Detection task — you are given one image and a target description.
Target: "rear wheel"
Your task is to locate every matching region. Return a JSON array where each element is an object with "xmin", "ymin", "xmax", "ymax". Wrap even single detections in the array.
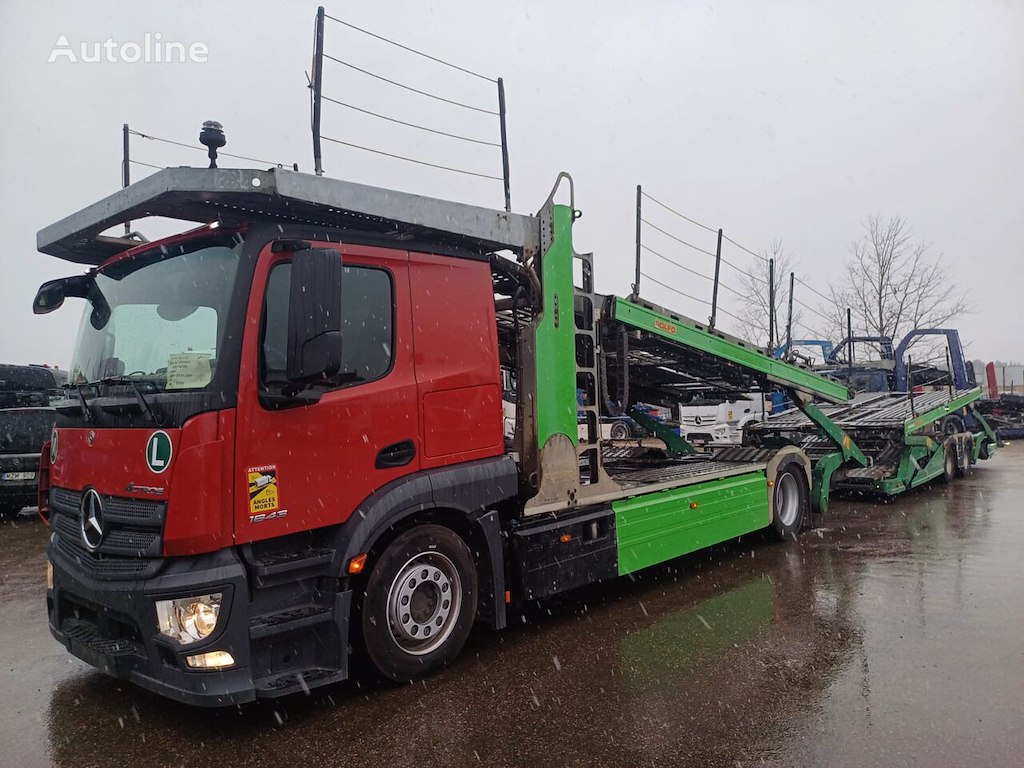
[
  {"xmin": 955, "ymin": 437, "xmax": 974, "ymax": 476},
  {"xmin": 360, "ymin": 524, "xmax": 477, "ymax": 682},
  {"xmin": 939, "ymin": 414, "xmax": 965, "ymax": 437},
  {"xmin": 771, "ymin": 465, "xmax": 808, "ymax": 540},
  {"xmin": 978, "ymin": 438, "xmax": 994, "ymax": 461},
  {"xmin": 942, "ymin": 445, "xmax": 957, "ymax": 482}
]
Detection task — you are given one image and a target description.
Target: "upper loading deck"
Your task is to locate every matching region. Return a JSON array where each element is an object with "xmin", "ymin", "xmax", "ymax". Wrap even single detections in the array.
[{"xmin": 37, "ymin": 166, "xmax": 848, "ymax": 408}]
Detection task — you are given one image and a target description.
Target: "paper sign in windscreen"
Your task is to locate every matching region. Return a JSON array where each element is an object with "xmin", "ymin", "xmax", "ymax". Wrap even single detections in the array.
[{"xmin": 166, "ymin": 352, "xmax": 212, "ymax": 390}]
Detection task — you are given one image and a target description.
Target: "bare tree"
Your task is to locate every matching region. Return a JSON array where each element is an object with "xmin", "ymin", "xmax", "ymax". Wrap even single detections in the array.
[
  {"xmin": 826, "ymin": 216, "xmax": 972, "ymax": 360},
  {"xmin": 736, "ymin": 240, "xmax": 804, "ymax": 351}
]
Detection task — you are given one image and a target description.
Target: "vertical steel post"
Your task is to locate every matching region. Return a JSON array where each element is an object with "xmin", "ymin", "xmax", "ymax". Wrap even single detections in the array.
[
  {"xmin": 122, "ymin": 123, "xmax": 131, "ymax": 235},
  {"xmin": 847, "ymin": 307, "xmax": 853, "ymax": 376},
  {"xmin": 768, "ymin": 258, "xmax": 775, "ymax": 352},
  {"xmin": 785, "ymin": 272, "xmax": 795, "ymax": 361},
  {"xmin": 710, "ymin": 228, "xmax": 723, "ymax": 329},
  {"xmin": 312, "ymin": 6, "xmax": 325, "ymax": 177},
  {"xmin": 945, "ymin": 346, "xmax": 955, "ymax": 401},
  {"xmin": 498, "ymin": 77, "xmax": 511, "ymax": 212},
  {"xmin": 908, "ymin": 356, "xmax": 916, "ymax": 416},
  {"xmin": 633, "ymin": 185, "xmax": 642, "ymax": 299}
]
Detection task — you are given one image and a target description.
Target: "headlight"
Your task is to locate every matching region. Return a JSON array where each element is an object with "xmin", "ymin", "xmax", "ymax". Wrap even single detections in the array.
[{"xmin": 155, "ymin": 593, "xmax": 222, "ymax": 644}]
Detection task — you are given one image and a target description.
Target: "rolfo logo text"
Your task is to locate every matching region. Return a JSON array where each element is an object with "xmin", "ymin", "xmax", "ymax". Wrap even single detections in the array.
[{"xmin": 48, "ymin": 33, "xmax": 209, "ymax": 64}]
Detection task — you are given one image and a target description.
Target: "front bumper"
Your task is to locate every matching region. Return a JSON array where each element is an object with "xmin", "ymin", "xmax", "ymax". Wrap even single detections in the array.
[{"xmin": 47, "ymin": 539, "xmax": 256, "ymax": 707}]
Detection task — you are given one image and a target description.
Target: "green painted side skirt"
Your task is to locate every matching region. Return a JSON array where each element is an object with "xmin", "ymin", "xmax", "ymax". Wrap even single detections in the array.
[
  {"xmin": 614, "ymin": 471, "xmax": 770, "ymax": 576},
  {"xmin": 612, "ymin": 298, "xmax": 849, "ymax": 404}
]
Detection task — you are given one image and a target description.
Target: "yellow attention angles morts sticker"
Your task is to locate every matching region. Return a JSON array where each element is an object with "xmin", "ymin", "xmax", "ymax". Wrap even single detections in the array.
[{"xmin": 247, "ymin": 465, "xmax": 280, "ymax": 515}]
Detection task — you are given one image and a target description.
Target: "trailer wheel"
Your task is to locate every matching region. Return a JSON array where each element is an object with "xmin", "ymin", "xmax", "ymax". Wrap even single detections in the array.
[
  {"xmin": 939, "ymin": 414, "xmax": 965, "ymax": 437},
  {"xmin": 955, "ymin": 437, "xmax": 974, "ymax": 476},
  {"xmin": 771, "ymin": 465, "xmax": 808, "ymax": 540},
  {"xmin": 942, "ymin": 445, "xmax": 957, "ymax": 482},
  {"xmin": 979, "ymin": 438, "xmax": 994, "ymax": 461},
  {"xmin": 360, "ymin": 524, "xmax": 477, "ymax": 682}
]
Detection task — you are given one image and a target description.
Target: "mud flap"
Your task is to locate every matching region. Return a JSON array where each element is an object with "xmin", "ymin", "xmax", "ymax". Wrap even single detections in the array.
[{"xmin": 811, "ymin": 452, "xmax": 844, "ymax": 515}]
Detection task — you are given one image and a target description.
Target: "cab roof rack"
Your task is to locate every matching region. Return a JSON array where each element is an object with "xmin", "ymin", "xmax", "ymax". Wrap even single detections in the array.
[{"xmin": 37, "ymin": 167, "xmax": 540, "ymax": 265}]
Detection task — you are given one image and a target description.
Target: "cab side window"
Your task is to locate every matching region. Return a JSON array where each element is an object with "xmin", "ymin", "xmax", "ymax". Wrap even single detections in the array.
[{"xmin": 261, "ymin": 262, "xmax": 394, "ymax": 392}]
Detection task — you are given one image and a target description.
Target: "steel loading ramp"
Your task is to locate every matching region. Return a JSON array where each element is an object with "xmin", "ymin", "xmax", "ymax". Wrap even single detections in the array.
[
  {"xmin": 604, "ymin": 297, "xmax": 850, "ymax": 406},
  {"xmin": 750, "ymin": 388, "xmax": 981, "ymax": 435}
]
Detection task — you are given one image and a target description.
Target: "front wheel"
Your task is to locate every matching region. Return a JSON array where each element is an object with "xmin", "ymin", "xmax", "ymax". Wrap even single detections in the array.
[
  {"xmin": 360, "ymin": 524, "xmax": 477, "ymax": 682},
  {"xmin": 770, "ymin": 465, "xmax": 809, "ymax": 540},
  {"xmin": 609, "ymin": 421, "xmax": 632, "ymax": 440}
]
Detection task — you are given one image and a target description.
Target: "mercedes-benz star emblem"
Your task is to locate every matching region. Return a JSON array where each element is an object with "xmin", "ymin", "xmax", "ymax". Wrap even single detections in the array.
[
  {"xmin": 694, "ymin": 415, "xmax": 703, "ymax": 425},
  {"xmin": 80, "ymin": 489, "xmax": 104, "ymax": 552}
]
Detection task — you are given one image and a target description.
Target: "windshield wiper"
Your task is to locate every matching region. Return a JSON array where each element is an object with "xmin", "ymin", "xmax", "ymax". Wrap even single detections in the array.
[
  {"xmin": 58, "ymin": 382, "xmax": 95, "ymax": 424},
  {"xmin": 100, "ymin": 375, "xmax": 160, "ymax": 424}
]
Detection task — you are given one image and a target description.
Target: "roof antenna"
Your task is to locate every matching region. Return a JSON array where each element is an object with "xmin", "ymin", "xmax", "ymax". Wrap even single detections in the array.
[{"xmin": 199, "ymin": 120, "xmax": 226, "ymax": 168}]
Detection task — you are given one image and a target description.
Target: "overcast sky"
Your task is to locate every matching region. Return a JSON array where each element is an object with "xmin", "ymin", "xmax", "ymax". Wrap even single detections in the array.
[{"xmin": 1, "ymin": 0, "xmax": 1021, "ymax": 367}]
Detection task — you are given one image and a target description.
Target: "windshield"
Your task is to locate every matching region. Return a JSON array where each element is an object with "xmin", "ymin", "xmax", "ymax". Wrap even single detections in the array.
[{"xmin": 69, "ymin": 235, "xmax": 242, "ymax": 392}]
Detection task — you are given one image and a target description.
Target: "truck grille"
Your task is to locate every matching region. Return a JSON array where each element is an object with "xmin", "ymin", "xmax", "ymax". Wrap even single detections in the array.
[
  {"xmin": 50, "ymin": 487, "xmax": 165, "ymax": 579},
  {"xmin": 680, "ymin": 415, "xmax": 718, "ymax": 426}
]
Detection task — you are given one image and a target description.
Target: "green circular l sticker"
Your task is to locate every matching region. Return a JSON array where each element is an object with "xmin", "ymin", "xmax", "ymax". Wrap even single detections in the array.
[{"xmin": 146, "ymin": 431, "xmax": 173, "ymax": 474}]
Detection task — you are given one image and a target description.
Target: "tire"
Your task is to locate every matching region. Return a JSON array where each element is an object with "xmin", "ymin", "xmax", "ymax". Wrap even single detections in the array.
[
  {"xmin": 942, "ymin": 445, "xmax": 957, "ymax": 482},
  {"xmin": 770, "ymin": 464, "xmax": 809, "ymax": 540},
  {"xmin": 978, "ymin": 438, "xmax": 994, "ymax": 461},
  {"xmin": 609, "ymin": 421, "xmax": 631, "ymax": 440},
  {"xmin": 939, "ymin": 414, "xmax": 965, "ymax": 437},
  {"xmin": 359, "ymin": 524, "xmax": 477, "ymax": 682},
  {"xmin": 955, "ymin": 437, "xmax": 974, "ymax": 476}
]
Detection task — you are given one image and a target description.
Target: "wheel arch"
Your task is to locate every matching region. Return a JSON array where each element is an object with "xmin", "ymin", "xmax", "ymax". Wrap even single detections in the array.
[{"xmin": 337, "ymin": 455, "xmax": 518, "ymax": 630}]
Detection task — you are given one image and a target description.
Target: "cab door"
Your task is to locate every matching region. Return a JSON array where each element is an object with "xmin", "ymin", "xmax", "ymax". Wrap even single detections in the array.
[{"xmin": 233, "ymin": 240, "xmax": 418, "ymax": 543}]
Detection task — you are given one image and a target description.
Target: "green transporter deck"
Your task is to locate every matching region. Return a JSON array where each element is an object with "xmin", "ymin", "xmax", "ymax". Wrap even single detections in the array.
[{"xmin": 745, "ymin": 387, "xmax": 997, "ymax": 501}]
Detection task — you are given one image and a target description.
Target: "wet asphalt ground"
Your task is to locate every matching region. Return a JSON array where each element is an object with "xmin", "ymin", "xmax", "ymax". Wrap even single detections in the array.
[{"xmin": 2, "ymin": 442, "xmax": 1022, "ymax": 768}]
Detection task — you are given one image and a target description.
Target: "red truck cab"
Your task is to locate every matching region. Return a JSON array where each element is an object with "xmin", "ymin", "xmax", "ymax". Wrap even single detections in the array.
[{"xmin": 41, "ymin": 206, "xmax": 512, "ymax": 704}]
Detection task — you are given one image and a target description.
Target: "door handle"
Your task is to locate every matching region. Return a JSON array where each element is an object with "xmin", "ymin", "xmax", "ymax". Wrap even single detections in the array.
[{"xmin": 376, "ymin": 440, "xmax": 416, "ymax": 469}]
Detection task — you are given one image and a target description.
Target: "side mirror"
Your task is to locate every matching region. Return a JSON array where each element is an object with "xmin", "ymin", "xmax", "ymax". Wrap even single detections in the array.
[
  {"xmin": 286, "ymin": 248, "xmax": 343, "ymax": 382},
  {"xmin": 33, "ymin": 275, "xmax": 93, "ymax": 315}
]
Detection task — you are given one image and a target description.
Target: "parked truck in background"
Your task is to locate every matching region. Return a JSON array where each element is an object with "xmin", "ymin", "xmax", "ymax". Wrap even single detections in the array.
[
  {"xmin": 677, "ymin": 393, "xmax": 766, "ymax": 447},
  {"xmin": 0, "ymin": 364, "xmax": 64, "ymax": 517}
]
